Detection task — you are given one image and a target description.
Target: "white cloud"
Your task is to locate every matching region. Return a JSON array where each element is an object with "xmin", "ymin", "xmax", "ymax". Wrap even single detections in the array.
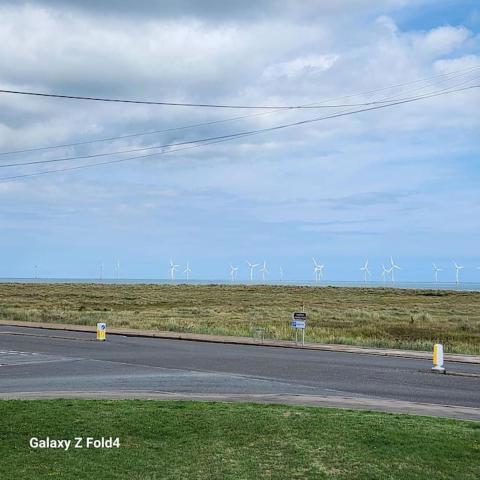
[
  {"xmin": 413, "ymin": 25, "xmax": 471, "ymax": 56},
  {"xmin": 262, "ymin": 54, "xmax": 339, "ymax": 80},
  {"xmin": 375, "ymin": 15, "xmax": 399, "ymax": 34},
  {"xmin": 0, "ymin": 1, "xmax": 479, "ymax": 273},
  {"xmin": 434, "ymin": 53, "xmax": 480, "ymax": 72}
]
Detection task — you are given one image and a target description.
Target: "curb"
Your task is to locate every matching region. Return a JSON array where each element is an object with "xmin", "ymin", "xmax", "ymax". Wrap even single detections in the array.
[
  {"xmin": 0, "ymin": 319, "xmax": 479, "ymax": 364},
  {"xmin": 0, "ymin": 390, "xmax": 479, "ymax": 421}
]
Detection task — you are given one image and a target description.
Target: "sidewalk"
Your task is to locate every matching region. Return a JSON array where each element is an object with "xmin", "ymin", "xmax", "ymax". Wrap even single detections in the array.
[{"xmin": 1, "ymin": 319, "xmax": 479, "ymax": 364}]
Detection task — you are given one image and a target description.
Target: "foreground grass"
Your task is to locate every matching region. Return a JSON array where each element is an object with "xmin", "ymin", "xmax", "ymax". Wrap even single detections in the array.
[
  {"xmin": 0, "ymin": 400, "xmax": 478, "ymax": 480},
  {"xmin": 0, "ymin": 283, "xmax": 479, "ymax": 354}
]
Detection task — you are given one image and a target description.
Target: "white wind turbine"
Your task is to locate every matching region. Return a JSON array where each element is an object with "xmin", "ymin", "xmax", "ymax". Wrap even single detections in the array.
[
  {"xmin": 114, "ymin": 260, "xmax": 120, "ymax": 279},
  {"xmin": 312, "ymin": 257, "xmax": 324, "ymax": 283},
  {"xmin": 259, "ymin": 261, "xmax": 269, "ymax": 282},
  {"xmin": 432, "ymin": 263, "xmax": 442, "ymax": 283},
  {"xmin": 279, "ymin": 266, "xmax": 284, "ymax": 282},
  {"xmin": 360, "ymin": 259, "xmax": 371, "ymax": 283},
  {"xmin": 390, "ymin": 256, "xmax": 401, "ymax": 282},
  {"xmin": 381, "ymin": 264, "xmax": 389, "ymax": 282},
  {"xmin": 453, "ymin": 262, "xmax": 464, "ymax": 284},
  {"xmin": 184, "ymin": 262, "xmax": 192, "ymax": 281},
  {"xmin": 169, "ymin": 260, "xmax": 179, "ymax": 281},
  {"xmin": 247, "ymin": 261, "xmax": 259, "ymax": 282},
  {"xmin": 229, "ymin": 265, "xmax": 238, "ymax": 282}
]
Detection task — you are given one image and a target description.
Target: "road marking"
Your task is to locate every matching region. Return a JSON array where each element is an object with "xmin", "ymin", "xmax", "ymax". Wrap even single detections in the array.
[
  {"xmin": 0, "ymin": 332, "xmax": 97, "ymax": 342},
  {"xmin": 0, "ymin": 350, "xmax": 79, "ymax": 366}
]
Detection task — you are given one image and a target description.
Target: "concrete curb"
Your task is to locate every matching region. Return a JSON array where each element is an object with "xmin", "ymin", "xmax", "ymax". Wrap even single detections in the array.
[
  {"xmin": 1, "ymin": 319, "xmax": 479, "ymax": 364},
  {"xmin": 1, "ymin": 390, "xmax": 479, "ymax": 421}
]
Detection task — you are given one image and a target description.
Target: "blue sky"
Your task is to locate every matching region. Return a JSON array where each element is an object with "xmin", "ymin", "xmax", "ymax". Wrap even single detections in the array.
[{"xmin": 0, "ymin": 0, "xmax": 479, "ymax": 282}]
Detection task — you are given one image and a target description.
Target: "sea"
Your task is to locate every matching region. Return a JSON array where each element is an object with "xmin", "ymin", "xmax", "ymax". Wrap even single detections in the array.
[{"xmin": 1, "ymin": 278, "xmax": 480, "ymax": 292}]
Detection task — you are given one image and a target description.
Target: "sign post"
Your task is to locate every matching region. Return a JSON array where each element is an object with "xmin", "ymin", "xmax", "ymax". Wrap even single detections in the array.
[
  {"xmin": 96, "ymin": 322, "xmax": 106, "ymax": 341},
  {"xmin": 291, "ymin": 312, "xmax": 307, "ymax": 346}
]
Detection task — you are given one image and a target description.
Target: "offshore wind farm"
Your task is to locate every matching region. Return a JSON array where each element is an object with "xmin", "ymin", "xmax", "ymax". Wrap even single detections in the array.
[{"xmin": 3, "ymin": 256, "xmax": 480, "ymax": 291}]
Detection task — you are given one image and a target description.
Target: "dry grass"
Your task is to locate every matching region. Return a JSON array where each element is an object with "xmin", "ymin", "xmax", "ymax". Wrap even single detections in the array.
[{"xmin": 0, "ymin": 282, "xmax": 479, "ymax": 354}]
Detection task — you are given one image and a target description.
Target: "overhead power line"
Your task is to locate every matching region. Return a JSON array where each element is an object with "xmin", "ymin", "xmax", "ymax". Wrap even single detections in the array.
[
  {"xmin": 1, "ymin": 83, "xmax": 478, "ymax": 182},
  {"xmin": 0, "ymin": 135, "xmax": 237, "ymax": 168},
  {"xmin": 1, "ymin": 81, "xmax": 478, "ymax": 169},
  {"xmin": 1, "ymin": 65, "xmax": 478, "ymax": 156},
  {"xmin": 1, "ymin": 76, "xmax": 478, "ymax": 169},
  {"xmin": 0, "ymin": 87, "xmax": 407, "ymax": 109},
  {"xmin": 0, "ymin": 65, "xmax": 479, "ymax": 111}
]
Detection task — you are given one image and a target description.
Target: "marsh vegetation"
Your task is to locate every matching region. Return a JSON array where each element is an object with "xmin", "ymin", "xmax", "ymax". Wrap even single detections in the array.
[{"xmin": 0, "ymin": 283, "xmax": 479, "ymax": 354}]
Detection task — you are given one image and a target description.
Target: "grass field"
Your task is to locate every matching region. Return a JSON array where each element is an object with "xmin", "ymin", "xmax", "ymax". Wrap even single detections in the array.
[
  {"xmin": 0, "ymin": 282, "xmax": 479, "ymax": 354},
  {"xmin": 1, "ymin": 400, "xmax": 479, "ymax": 480}
]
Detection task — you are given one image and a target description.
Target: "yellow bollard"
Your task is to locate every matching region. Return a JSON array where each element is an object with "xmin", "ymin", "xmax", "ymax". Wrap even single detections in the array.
[{"xmin": 96, "ymin": 322, "xmax": 106, "ymax": 341}]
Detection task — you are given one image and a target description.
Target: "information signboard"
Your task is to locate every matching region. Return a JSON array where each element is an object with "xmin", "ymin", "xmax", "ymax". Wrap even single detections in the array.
[
  {"xmin": 291, "ymin": 312, "xmax": 307, "ymax": 345},
  {"xmin": 291, "ymin": 320, "xmax": 306, "ymax": 329}
]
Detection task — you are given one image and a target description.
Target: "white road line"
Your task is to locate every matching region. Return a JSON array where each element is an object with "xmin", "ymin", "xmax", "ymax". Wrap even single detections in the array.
[{"xmin": 0, "ymin": 350, "xmax": 80, "ymax": 367}]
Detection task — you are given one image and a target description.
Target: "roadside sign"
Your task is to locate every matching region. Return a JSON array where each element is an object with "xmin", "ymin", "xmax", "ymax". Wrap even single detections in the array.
[
  {"xmin": 96, "ymin": 322, "xmax": 106, "ymax": 341},
  {"xmin": 291, "ymin": 320, "xmax": 306, "ymax": 329},
  {"xmin": 291, "ymin": 311, "xmax": 307, "ymax": 345}
]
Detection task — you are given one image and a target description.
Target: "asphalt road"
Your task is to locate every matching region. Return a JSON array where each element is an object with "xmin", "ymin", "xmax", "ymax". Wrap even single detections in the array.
[{"xmin": 0, "ymin": 325, "xmax": 479, "ymax": 419}]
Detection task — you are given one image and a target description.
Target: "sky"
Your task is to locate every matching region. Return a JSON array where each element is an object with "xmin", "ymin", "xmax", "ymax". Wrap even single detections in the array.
[{"xmin": 0, "ymin": 0, "xmax": 479, "ymax": 282}]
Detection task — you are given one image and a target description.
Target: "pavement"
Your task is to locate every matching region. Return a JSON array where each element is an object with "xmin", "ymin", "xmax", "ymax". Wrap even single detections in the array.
[{"xmin": 0, "ymin": 324, "xmax": 479, "ymax": 421}]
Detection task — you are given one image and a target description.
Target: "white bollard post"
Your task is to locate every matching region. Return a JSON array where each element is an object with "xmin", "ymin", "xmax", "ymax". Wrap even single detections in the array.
[{"xmin": 432, "ymin": 343, "xmax": 445, "ymax": 373}]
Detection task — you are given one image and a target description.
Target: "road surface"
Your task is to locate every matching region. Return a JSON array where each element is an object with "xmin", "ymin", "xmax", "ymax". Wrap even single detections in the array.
[{"xmin": 0, "ymin": 325, "xmax": 479, "ymax": 419}]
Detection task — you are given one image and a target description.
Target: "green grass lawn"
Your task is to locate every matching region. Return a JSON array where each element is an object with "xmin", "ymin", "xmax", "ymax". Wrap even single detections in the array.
[
  {"xmin": 1, "ymin": 283, "xmax": 480, "ymax": 354},
  {"xmin": 0, "ymin": 400, "xmax": 478, "ymax": 480}
]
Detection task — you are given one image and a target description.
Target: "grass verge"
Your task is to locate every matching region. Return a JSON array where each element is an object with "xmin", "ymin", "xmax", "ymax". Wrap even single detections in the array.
[
  {"xmin": 1, "ymin": 283, "xmax": 479, "ymax": 354},
  {"xmin": 0, "ymin": 400, "xmax": 479, "ymax": 480}
]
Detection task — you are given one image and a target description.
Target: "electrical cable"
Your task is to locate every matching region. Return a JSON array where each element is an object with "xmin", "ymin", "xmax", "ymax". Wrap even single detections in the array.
[
  {"xmin": 1, "ymin": 64, "xmax": 478, "ymax": 156},
  {"xmin": 1, "ymin": 83, "xmax": 477, "ymax": 182},
  {"xmin": 1, "ymin": 79, "xmax": 478, "ymax": 170}
]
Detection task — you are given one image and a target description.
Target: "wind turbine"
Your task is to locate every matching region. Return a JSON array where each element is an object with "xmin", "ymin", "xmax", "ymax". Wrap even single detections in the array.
[
  {"xmin": 229, "ymin": 265, "xmax": 238, "ymax": 282},
  {"xmin": 360, "ymin": 259, "xmax": 371, "ymax": 283},
  {"xmin": 246, "ymin": 261, "xmax": 259, "ymax": 282},
  {"xmin": 99, "ymin": 263, "xmax": 103, "ymax": 281},
  {"xmin": 312, "ymin": 258, "xmax": 324, "ymax": 283},
  {"xmin": 381, "ymin": 264, "xmax": 389, "ymax": 282},
  {"xmin": 390, "ymin": 257, "xmax": 401, "ymax": 282},
  {"xmin": 170, "ymin": 260, "xmax": 179, "ymax": 281},
  {"xmin": 184, "ymin": 262, "xmax": 192, "ymax": 281},
  {"xmin": 259, "ymin": 261, "xmax": 269, "ymax": 282},
  {"xmin": 279, "ymin": 266, "xmax": 284, "ymax": 282},
  {"xmin": 453, "ymin": 262, "xmax": 463, "ymax": 284},
  {"xmin": 432, "ymin": 263, "xmax": 442, "ymax": 283},
  {"xmin": 34, "ymin": 264, "xmax": 38, "ymax": 280},
  {"xmin": 114, "ymin": 260, "xmax": 120, "ymax": 280}
]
